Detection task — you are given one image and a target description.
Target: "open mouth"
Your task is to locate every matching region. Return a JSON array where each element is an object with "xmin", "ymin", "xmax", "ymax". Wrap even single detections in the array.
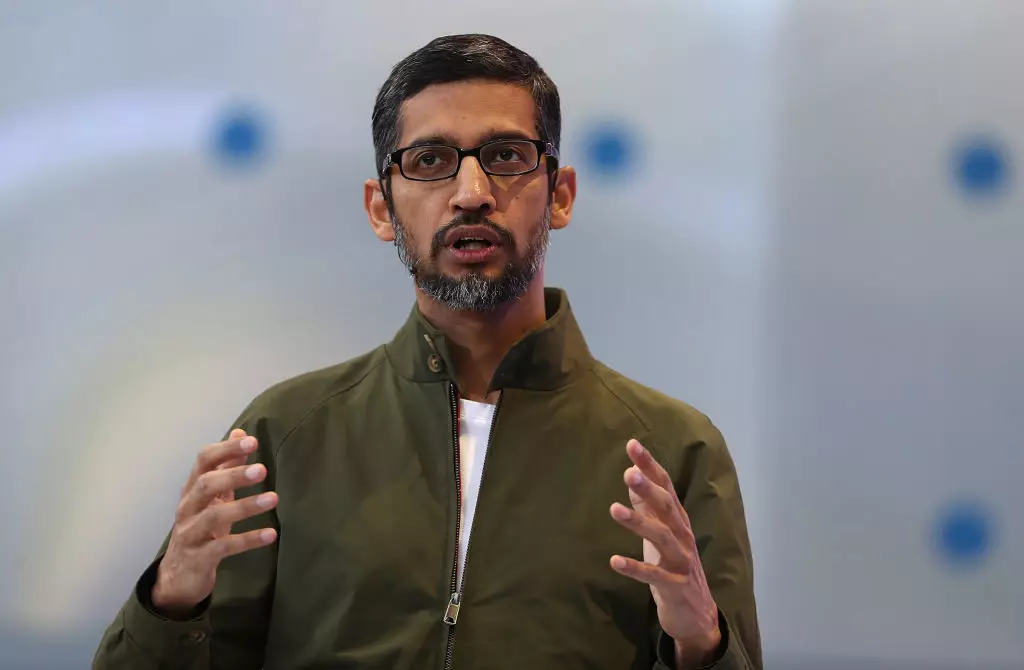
[
  {"xmin": 451, "ymin": 237, "xmax": 495, "ymax": 251},
  {"xmin": 443, "ymin": 224, "xmax": 505, "ymax": 253}
]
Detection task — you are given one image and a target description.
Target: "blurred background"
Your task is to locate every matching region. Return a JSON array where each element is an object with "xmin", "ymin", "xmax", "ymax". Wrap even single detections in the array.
[{"xmin": 1, "ymin": 1, "xmax": 1021, "ymax": 668}]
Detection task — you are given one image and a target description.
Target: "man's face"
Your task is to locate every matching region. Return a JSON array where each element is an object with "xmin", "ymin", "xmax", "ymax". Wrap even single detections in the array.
[{"xmin": 382, "ymin": 80, "xmax": 556, "ymax": 311}]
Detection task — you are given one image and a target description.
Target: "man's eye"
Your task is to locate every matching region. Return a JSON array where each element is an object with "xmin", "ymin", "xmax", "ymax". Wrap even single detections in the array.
[{"xmin": 495, "ymin": 149, "xmax": 522, "ymax": 162}]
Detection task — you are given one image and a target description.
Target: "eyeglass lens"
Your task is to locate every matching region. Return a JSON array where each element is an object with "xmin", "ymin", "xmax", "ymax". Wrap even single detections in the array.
[{"xmin": 400, "ymin": 140, "xmax": 540, "ymax": 180}]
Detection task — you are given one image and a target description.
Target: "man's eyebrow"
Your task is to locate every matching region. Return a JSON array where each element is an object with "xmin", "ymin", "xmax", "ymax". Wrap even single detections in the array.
[
  {"xmin": 475, "ymin": 129, "xmax": 535, "ymax": 144},
  {"xmin": 402, "ymin": 133, "xmax": 456, "ymax": 147},
  {"xmin": 402, "ymin": 129, "xmax": 537, "ymax": 148}
]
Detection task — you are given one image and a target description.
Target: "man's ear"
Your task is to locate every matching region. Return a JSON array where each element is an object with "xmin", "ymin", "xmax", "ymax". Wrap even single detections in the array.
[
  {"xmin": 549, "ymin": 165, "xmax": 576, "ymax": 231},
  {"xmin": 364, "ymin": 178, "xmax": 394, "ymax": 242}
]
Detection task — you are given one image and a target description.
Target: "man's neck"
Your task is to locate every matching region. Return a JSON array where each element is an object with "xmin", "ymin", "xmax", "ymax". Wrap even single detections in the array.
[{"xmin": 416, "ymin": 277, "xmax": 547, "ymax": 402}]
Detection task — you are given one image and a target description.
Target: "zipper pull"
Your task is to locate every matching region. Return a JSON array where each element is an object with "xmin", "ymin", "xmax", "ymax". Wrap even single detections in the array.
[{"xmin": 443, "ymin": 592, "xmax": 462, "ymax": 625}]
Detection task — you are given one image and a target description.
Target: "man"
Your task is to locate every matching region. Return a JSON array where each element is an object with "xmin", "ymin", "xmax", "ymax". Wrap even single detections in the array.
[{"xmin": 93, "ymin": 34, "xmax": 761, "ymax": 670}]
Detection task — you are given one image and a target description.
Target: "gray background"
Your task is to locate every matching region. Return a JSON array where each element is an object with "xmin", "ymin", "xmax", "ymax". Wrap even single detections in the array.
[{"xmin": 1, "ymin": 1, "xmax": 1020, "ymax": 667}]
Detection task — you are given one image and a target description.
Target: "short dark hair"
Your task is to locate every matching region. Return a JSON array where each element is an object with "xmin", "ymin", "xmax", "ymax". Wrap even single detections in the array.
[{"xmin": 371, "ymin": 34, "xmax": 561, "ymax": 178}]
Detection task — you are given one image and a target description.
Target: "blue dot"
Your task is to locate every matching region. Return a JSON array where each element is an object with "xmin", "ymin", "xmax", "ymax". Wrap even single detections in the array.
[
  {"xmin": 213, "ymin": 108, "xmax": 268, "ymax": 166},
  {"xmin": 934, "ymin": 501, "xmax": 995, "ymax": 568},
  {"xmin": 955, "ymin": 138, "xmax": 1010, "ymax": 195},
  {"xmin": 584, "ymin": 123, "xmax": 635, "ymax": 176}
]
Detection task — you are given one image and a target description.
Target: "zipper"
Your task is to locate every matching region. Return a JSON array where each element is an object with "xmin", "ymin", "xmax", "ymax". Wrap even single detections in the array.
[
  {"xmin": 442, "ymin": 382, "xmax": 461, "ymax": 670},
  {"xmin": 442, "ymin": 382, "xmax": 503, "ymax": 670}
]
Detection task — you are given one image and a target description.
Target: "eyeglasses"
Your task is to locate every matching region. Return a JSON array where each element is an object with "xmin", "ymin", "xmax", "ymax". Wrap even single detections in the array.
[{"xmin": 381, "ymin": 139, "xmax": 559, "ymax": 182}]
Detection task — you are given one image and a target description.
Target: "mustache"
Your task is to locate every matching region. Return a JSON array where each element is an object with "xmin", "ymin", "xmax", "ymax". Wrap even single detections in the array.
[{"xmin": 430, "ymin": 214, "xmax": 515, "ymax": 256}]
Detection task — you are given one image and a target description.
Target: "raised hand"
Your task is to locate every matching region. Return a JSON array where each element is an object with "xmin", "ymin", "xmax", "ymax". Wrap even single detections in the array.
[
  {"xmin": 609, "ymin": 439, "xmax": 722, "ymax": 669},
  {"xmin": 150, "ymin": 429, "xmax": 279, "ymax": 616}
]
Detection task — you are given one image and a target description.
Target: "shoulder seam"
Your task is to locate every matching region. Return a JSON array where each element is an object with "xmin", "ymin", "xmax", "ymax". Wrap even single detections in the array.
[
  {"xmin": 589, "ymin": 364, "xmax": 653, "ymax": 434},
  {"xmin": 271, "ymin": 349, "xmax": 386, "ymax": 462}
]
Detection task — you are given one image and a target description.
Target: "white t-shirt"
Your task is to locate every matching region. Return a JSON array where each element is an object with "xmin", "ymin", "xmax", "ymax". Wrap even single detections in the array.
[{"xmin": 456, "ymin": 398, "xmax": 495, "ymax": 590}]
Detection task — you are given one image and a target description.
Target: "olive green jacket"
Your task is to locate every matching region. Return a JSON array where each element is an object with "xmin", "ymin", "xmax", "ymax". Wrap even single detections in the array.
[{"xmin": 93, "ymin": 287, "xmax": 761, "ymax": 670}]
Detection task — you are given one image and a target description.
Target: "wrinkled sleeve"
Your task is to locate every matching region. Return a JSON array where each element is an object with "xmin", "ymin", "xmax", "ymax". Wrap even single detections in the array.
[
  {"xmin": 651, "ymin": 418, "xmax": 762, "ymax": 670},
  {"xmin": 91, "ymin": 414, "xmax": 280, "ymax": 670}
]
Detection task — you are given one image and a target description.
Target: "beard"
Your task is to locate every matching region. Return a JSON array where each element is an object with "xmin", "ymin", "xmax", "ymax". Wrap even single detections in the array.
[{"xmin": 392, "ymin": 207, "xmax": 551, "ymax": 312}]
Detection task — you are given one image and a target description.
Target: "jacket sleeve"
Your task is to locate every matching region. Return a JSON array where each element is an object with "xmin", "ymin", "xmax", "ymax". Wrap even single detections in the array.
[
  {"xmin": 651, "ymin": 417, "xmax": 763, "ymax": 670},
  {"xmin": 91, "ymin": 417, "xmax": 279, "ymax": 670}
]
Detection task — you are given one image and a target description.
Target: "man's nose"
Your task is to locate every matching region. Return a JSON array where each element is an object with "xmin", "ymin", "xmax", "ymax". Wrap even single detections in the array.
[{"xmin": 449, "ymin": 157, "xmax": 497, "ymax": 215}]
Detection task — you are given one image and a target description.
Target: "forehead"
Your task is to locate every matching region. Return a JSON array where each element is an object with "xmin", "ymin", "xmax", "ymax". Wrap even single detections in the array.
[{"xmin": 398, "ymin": 79, "xmax": 538, "ymax": 147}]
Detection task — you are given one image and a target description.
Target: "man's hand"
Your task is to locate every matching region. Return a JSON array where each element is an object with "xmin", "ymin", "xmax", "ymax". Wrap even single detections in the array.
[
  {"xmin": 151, "ymin": 429, "xmax": 279, "ymax": 616},
  {"xmin": 609, "ymin": 439, "xmax": 722, "ymax": 670}
]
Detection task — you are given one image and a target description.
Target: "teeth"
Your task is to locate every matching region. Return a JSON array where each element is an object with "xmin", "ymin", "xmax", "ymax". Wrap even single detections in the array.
[{"xmin": 453, "ymin": 237, "xmax": 492, "ymax": 250}]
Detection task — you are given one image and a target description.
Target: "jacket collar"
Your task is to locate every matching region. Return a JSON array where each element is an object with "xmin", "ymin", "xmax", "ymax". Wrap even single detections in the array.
[{"xmin": 385, "ymin": 287, "xmax": 595, "ymax": 391}]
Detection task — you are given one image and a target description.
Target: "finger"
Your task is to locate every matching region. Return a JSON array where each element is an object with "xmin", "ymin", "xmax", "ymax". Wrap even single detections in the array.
[
  {"xmin": 218, "ymin": 429, "xmax": 250, "ymax": 470},
  {"xmin": 183, "ymin": 434, "xmax": 258, "ymax": 492},
  {"xmin": 623, "ymin": 466, "xmax": 693, "ymax": 542},
  {"xmin": 180, "ymin": 491, "xmax": 279, "ymax": 543},
  {"xmin": 208, "ymin": 527, "xmax": 278, "ymax": 561},
  {"xmin": 626, "ymin": 439, "xmax": 676, "ymax": 497},
  {"xmin": 177, "ymin": 463, "xmax": 267, "ymax": 521},
  {"xmin": 610, "ymin": 554, "xmax": 685, "ymax": 589},
  {"xmin": 610, "ymin": 502, "xmax": 693, "ymax": 568},
  {"xmin": 217, "ymin": 450, "xmax": 250, "ymax": 473}
]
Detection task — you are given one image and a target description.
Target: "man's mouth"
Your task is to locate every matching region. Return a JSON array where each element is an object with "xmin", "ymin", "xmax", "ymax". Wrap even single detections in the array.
[
  {"xmin": 442, "ymin": 224, "xmax": 506, "ymax": 252},
  {"xmin": 451, "ymin": 237, "xmax": 495, "ymax": 251}
]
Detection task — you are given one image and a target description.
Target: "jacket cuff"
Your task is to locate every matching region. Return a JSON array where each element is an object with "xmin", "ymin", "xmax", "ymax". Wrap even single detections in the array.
[
  {"xmin": 655, "ymin": 609, "xmax": 745, "ymax": 670},
  {"xmin": 122, "ymin": 556, "xmax": 213, "ymax": 663}
]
